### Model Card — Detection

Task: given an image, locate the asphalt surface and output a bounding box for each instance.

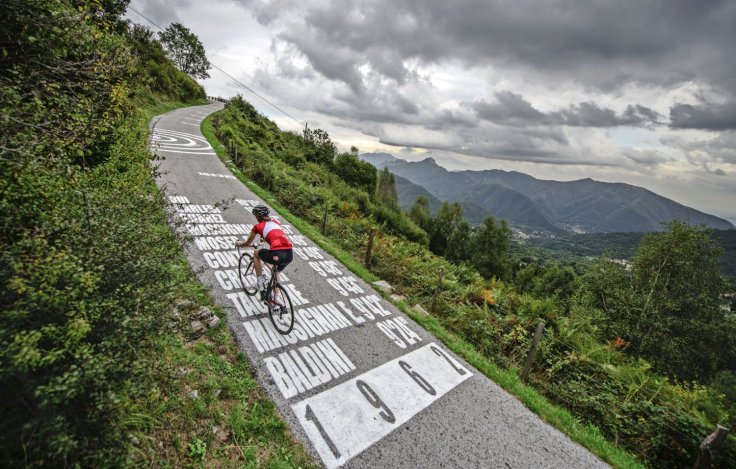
[151,103,610,469]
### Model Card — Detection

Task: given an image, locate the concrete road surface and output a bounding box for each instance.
[151,103,609,469]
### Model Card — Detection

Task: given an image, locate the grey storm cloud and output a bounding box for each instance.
[237,0,736,136]
[133,0,736,176]
[136,0,193,25]
[472,92,550,126]
[310,85,421,125]
[257,0,736,93]
[669,100,736,130]
[473,92,661,128]
[370,121,580,164]
[558,103,662,128]
[663,131,736,165]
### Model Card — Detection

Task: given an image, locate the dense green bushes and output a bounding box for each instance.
[213,96,736,467]
[127,24,206,105]
[0,1,205,464]
[214,96,428,244]
[333,152,377,193]
[580,222,734,382]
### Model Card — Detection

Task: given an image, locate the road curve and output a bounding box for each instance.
[152,103,609,469]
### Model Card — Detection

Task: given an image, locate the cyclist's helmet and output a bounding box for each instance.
[252,205,270,220]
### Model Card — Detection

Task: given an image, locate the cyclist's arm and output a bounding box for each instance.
[235,231,257,248]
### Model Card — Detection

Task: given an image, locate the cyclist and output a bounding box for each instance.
[234,205,293,293]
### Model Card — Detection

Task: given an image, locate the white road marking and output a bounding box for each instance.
[198,172,236,179]
[150,128,214,154]
[154,149,217,155]
[292,342,472,468]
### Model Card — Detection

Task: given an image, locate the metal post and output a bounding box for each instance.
[521,321,545,383]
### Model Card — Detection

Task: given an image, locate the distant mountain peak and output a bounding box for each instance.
[358,152,399,166]
[370,156,734,233]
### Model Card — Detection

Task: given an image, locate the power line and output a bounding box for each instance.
[126,5,305,128]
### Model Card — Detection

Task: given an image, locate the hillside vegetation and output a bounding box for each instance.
[1,2,314,467]
[213,96,736,468]
[524,230,736,281]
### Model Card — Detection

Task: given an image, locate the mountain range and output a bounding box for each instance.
[361,153,734,234]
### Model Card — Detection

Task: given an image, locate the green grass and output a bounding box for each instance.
[127,260,316,468]
[201,114,378,283]
[202,110,643,469]
[124,102,317,468]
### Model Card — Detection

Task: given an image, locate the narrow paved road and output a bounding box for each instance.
[152,103,609,469]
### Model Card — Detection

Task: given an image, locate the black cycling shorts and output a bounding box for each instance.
[257,248,293,272]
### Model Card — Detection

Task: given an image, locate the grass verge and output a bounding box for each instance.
[126,102,316,468]
[202,110,642,469]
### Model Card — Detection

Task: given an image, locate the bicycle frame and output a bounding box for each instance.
[238,241,281,297]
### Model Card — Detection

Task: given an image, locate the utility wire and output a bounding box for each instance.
[127,5,305,128]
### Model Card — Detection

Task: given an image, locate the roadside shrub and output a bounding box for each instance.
[0,1,204,464]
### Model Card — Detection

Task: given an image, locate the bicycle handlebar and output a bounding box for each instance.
[235,239,262,255]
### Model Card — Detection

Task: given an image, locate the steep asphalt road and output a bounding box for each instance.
[151,103,609,468]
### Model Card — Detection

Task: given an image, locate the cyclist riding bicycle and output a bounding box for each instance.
[234,205,293,293]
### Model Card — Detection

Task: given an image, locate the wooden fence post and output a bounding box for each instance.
[521,321,545,383]
[693,425,729,469]
[430,267,445,314]
[321,204,328,235]
[364,229,374,268]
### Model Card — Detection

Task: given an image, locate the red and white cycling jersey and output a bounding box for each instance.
[251,218,293,250]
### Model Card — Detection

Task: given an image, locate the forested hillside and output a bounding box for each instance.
[0,2,313,467]
[524,230,736,280]
[213,96,736,468]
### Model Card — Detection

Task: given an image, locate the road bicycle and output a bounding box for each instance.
[237,243,294,334]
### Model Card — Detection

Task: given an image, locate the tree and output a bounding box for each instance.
[302,127,336,165]
[332,153,376,193]
[375,167,399,210]
[469,216,511,280]
[159,22,211,79]
[445,219,472,263]
[535,265,578,300]
[514,263,541,293]
[581,221,732,381]
[408,195,431,232]
[428,202,464,255]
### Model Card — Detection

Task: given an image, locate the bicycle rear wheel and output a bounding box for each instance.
[267,284,294,334]
[238,252,258,296]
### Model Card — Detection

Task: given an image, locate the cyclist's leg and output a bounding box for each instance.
[257,248,280,285]
[253,249,264,277]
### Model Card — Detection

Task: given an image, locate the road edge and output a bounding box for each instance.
[200,109,643,469]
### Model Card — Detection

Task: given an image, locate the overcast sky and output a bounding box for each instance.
[128,0,736,224]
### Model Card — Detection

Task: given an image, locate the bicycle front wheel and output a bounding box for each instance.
[238,252,258,296]
[267,284,294,335]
